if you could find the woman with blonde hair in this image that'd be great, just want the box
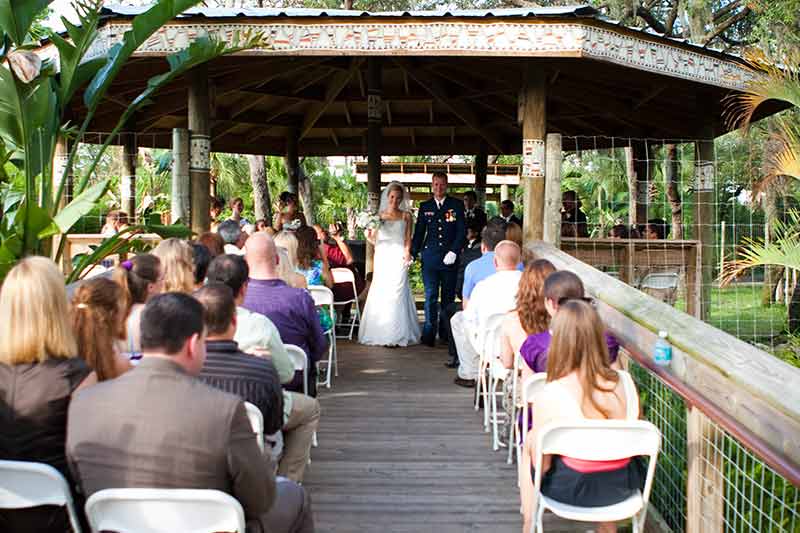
[520,300,641,533]
[71,277,132,381]
[113,253,163,359]
[274,230,307,289]
[500,259,556,380]
[0,257,91,532]
[153,238,195,293]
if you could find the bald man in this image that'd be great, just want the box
[243,233,327,397]
[452,241,523,388]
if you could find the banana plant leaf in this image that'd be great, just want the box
[66,222,192,284]
[47,177,110,236]
[48,0,102,105]
[0,0,52,46]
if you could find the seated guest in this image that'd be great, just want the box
[318,222,366,322]
[452,241,523,387]
[192,242,212,289]
[561,190,589,237]
[101,210,120,236]
[0,257,91,532]
[256,219,271,232]
[520,300,641,533]
[274,231,308,289]
[71,277,132,381]
[296,225,333,289]
[609,224,630,239]
[219,219,248,256]
[506,221,523,248]
[210,196,225,232]
[463,190,487,234]
[444,219,509,368]
[66,293,314,533]
[645,218,669,240]
[114,254,164,359]
[244,233,328,397]
[196,284,319,483]
[273,191,307,232]
[500,199,522,227]
[198,231,226,257]
[520,271,620,374]
[456,219,484,301]
[153,238,195,293]
[500,259,556,382]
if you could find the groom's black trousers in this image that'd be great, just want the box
[421,265,457,343]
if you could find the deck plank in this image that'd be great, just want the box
[303,341,588,532]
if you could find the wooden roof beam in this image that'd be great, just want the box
[395,58,505,154]
[300,58,364,140]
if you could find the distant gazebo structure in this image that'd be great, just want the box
[58,3,785,316]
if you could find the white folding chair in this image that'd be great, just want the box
[530,420,661,533]
[518,372,549,464]
[285,343,309,396]
[472,312,507,447]
[284,344,318,451]
[331,267,361,340]
[309,285,337,388]
[243,401,265,454]
[85,488,245,533]
[0,459,83,533]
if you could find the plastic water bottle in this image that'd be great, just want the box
[653,330,672,367]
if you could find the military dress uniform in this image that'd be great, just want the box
[411,195,466,346]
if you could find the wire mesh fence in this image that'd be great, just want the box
[557,134,794,364]
[628,356,800,533]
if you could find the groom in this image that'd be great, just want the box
[412,172,466,347]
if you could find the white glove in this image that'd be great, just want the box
[443,251,457,265]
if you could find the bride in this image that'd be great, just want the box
[358,182,421,347]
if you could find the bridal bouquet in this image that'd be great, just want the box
[356,211,381,231]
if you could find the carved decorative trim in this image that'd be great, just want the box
[522,139,545,178]
[367,94,382,121]
[86,20,752,90]
[695,162,715,190]
[190,134,211,171]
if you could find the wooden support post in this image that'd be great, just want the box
[520,69,547,243]
[188,66,211,234]
[694,135,715,320]
[543,133,562,246]
[474,141,488,209]
[366,58,382,276]
[171,128,190,224]
[500,184,509,202]
[120,132,137,222]
[687,406,724,533]
[286,129,300,194]
[53,136,71,209]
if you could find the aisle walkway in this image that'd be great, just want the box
[303,341,582,533]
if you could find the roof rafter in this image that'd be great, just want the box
[300,58,364,140]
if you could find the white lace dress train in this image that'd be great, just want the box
[358,219,421,347]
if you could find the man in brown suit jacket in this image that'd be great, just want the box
[66,292,313,533]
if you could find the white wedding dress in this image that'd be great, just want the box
[358,218,421,347]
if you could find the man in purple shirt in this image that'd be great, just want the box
[243,233,327,397]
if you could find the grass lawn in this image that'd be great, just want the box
[707,284,787,345]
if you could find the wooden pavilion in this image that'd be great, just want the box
[60,3,784,317]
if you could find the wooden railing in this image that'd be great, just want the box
[529,241,800,532]
[61,233,162,276]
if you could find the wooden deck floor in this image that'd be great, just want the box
[303,340,585,533]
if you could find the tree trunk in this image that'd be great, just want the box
[298,163,315,226]
[625,146,637,227]
[247,154,271,222]
[762,186,779,305]
[346,206,357,239]
[789,280,800,333]
[664,143,683,239]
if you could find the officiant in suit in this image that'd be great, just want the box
[412,172,465,347]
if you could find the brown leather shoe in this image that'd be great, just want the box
[453,377,477,388]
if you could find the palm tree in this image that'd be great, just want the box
[722,51,800,329]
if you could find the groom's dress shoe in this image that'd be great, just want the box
[444,360,459,369]
[421,336,436,348]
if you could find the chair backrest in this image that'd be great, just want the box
[0,460,82,533]
[480,312,508,359]
[521,373,548,406]
[308,285,334,307]
[330,268,358,304]
[243,402,265,453]
[533,420,661,510]
[85,488,245,533]
[284,343,309,395]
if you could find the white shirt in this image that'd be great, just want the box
[464,269,522,327]
[224,243,245,255]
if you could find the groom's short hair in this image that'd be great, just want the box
[482,219,507,251]
[431,171,448,182]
